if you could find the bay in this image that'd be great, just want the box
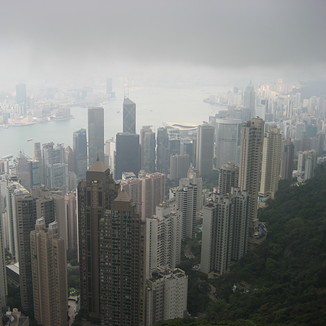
[0,85,223,158]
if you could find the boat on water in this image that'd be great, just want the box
[27,138,33,142]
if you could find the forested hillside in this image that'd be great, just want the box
[157,164,326,326]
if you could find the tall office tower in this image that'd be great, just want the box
[217,162,239,195]
[42,143,68,190]
[104,138,115,172]
[115,132,140,180]
[73,128,87,180]
[146,201,182,278]
[176,178,200,239]
[140,126,156,173]
[146,267,188,326]
[169,154,190,180]
[140,171,166,220]
[0,203,7,309]
[259,127,282,199]
[78,161,119,322]
[123,98,136,134]
[65,192,78,251]
[280,138,294,180]
[200,189,249,275]
[88,107,105,166]
[214,118,241,169]
[169,138,181,156]
[5,181,30,261]
[316,132,326,155]
[244,81,256,119]
[106,78,113,98]
[238,118,264,234]
[16,152,40,190]
[16,83,27,105]
[99,190,146,325]
[157,127,170,174]
[196,124,214,177]
[30,219,67,326]
[34,142,44,184]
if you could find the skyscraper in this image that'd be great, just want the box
[30,219,67,326]
[73,128,88,180]
[146,268,188,326]
[217,162,239,195]
[78,161,145,325]
[99,190,146,325]
[243,81,256,119]
[140,126,156,173]
[78,161,119,322]
[146,201,182,278]
[115,132,140,180]
[156,127,170,174]
[280,138,294,180]
[16,83,27,105]
[123,98,136,134]
[238,118,264,234]
[169,154,190,180]
[0,204,7,309]
[88,107,104,166]
[196,124,214,177]
[213,118,241,169]
[259,127,282,199]
[200,189,249,275]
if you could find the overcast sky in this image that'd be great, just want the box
[0,0,325,88]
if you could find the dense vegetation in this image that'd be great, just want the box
[158,164,326,326]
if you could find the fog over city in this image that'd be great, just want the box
[0,0,326,87]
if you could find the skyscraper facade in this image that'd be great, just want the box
[196,124,214,177]
[156,127,170,174]
[213,118,241,169]
[88,107,105,166]
[238,118,264,234]
[280,138,294,180]
[259,127,282,199]
[0,207,7,310]
[78,161,119,322]
[217,162,239,195]
[30,219,67,326]
[73,128,88,180]
[123,98,136,134]
[140,126,156,173]
[200,189,249,275]
[243,81,256,119]
[99,191,146,325]
[115,132,140,180]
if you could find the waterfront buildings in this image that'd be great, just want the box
[30,219,67,326]
[115,132,141,180]
[123,98,136,134]
[88,107,104,166]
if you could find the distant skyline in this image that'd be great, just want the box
[0,0,325,88]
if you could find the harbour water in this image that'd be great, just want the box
[0,85,224,158]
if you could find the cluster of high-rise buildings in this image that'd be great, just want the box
[0,79,326,325]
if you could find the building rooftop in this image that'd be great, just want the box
[88,160,107,172]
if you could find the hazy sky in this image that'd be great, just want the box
[0,0,325,88]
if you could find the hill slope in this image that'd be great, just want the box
[158,164,326,326]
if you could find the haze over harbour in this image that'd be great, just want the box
[0,84,223,158]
